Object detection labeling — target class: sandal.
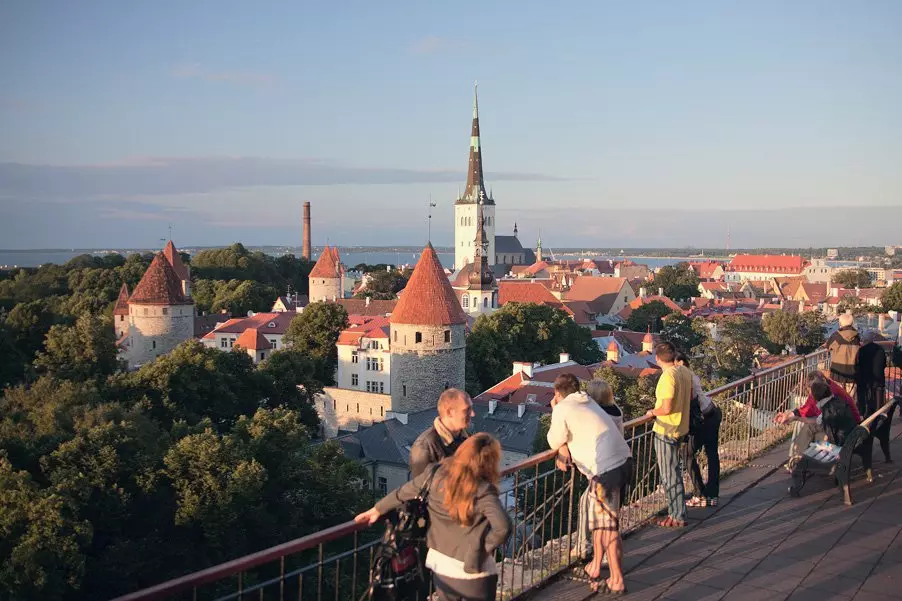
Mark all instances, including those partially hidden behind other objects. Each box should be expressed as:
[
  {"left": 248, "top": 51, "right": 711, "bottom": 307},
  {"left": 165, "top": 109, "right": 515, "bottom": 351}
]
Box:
[
  {"left": 686, "top": 496, "right": 707, "bottom": 507},
  {"left": 708, "top": 497, "right": 718, "bottom": 507},
  {"left": 656, "top": 517, "right": 688, "bottom": 528},
  {"left": 593, "top": 580, "right": 628, "bottom": 596}
]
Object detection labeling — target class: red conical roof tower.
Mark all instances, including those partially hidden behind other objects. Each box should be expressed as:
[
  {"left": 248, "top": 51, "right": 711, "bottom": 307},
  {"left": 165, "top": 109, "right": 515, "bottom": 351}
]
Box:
[
  {"left": 310, "top": 245, "right": 341, "bottom": 278},
  {"left": 129, "top": 253, "right": 193, "bottom": 305},
  {"left": 162, "top": 240, "right": 190, "bottom": 281},
  {"left": 391, "top": 244, "right": 467, "bottom": 326},
  {"left": 113, "top": 283, "right": 130, "bottom": 315}
]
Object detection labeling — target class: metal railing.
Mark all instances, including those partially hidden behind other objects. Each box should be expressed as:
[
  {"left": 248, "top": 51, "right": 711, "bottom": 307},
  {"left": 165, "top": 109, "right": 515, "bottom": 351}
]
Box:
[{"left": 115, "top": 347, "right": 900, "bottom": 601}]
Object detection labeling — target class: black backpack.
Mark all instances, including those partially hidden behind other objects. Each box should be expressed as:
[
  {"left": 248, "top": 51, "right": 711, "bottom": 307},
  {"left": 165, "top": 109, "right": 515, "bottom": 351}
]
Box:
[
  {"left": 688, "top": 396, "right": 705, "bottom": 437},
  {"left": 361, "top": 465, "right": 440, "bottom": 601}
]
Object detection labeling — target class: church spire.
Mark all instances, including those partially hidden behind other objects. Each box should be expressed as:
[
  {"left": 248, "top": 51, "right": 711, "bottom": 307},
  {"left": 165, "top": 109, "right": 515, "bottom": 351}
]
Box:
[
  {"left": 460, "top": 81, "right": 492, "bottom": 205},
  {"left": 468, "top": 198, "right": 495, "bottom": 290}
]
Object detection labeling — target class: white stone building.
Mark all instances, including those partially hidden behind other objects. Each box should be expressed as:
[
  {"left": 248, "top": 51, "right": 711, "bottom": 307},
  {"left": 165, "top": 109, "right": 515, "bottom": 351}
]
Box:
[{"left": 200, "top": 311, "right": 295, "bottom": 364}]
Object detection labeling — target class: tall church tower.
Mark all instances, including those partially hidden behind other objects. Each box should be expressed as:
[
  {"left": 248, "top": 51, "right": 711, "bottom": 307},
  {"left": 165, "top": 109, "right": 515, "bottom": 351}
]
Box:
[
  {"left": 464, "top": 199, "right": 498, "bottom": 315},
  {"left": 455, "top": 83, "right": 496, "bottom": 271}
]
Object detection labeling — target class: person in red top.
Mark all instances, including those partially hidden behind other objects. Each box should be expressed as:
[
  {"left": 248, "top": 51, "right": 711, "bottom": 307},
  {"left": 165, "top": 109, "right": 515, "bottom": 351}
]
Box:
[{"left": 775, "top": 372, "right": 862, "bottom": 470}]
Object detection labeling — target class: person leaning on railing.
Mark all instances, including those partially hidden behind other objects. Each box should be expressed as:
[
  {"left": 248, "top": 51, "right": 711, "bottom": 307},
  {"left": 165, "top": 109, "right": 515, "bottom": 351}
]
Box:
[
  {"left": 644, "top": 341, "right": 692, "bottom": 529},
  {"left": 775, "top": 371, "right": 861, "bottom": 470},
  {"left": 355, "top": 433, "right": 512, "bottom": 601},
  {"left": 675, "top": 352, "right": 722, "bottom": 508},
  {"left": 547, "top": 373, "right": 632, "bottom": 595},
  {"left": 409, "top": 388, "right": 474, "bottom": 478}
]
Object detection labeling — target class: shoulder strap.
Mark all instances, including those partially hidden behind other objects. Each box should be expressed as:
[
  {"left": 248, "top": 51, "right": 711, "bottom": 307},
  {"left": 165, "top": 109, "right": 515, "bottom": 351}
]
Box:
[{"left": 417, "top": 463, "right": 441, "bottom": 502}]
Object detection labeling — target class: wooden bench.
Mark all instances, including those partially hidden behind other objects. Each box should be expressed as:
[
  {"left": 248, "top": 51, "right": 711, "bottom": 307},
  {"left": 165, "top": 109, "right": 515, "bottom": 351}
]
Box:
[{"left": 790, "top": 396, "right": 899, "bottom": 505}]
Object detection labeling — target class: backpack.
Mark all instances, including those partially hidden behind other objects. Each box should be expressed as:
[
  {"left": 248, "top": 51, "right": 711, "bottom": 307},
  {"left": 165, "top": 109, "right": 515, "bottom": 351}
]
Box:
[{"left": 361, "top": 465, "right": 440, "bottom": 601}]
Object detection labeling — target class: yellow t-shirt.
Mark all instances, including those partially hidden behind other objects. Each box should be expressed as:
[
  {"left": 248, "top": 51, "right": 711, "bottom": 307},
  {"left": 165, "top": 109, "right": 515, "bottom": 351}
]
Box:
[{"left": 653, "top": 365, "right": 692, "bottom": 439}]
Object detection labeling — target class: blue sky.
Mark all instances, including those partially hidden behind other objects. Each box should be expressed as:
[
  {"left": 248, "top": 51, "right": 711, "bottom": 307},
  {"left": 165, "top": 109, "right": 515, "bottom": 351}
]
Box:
[{"left": 1, "top": 1, "right": 900, "bottom": 249}]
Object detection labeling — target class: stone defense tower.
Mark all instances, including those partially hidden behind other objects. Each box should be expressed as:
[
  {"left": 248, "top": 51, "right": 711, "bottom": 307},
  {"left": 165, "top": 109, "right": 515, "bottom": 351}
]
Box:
[
  {"left": 391, "top": 243, "right": 467, "bottom": 413},
  {"left": 455, "top": 83, "right": 496, "bottom": 271},
  {"left": 308, "top": 245, "right": 343, "bottom": 302},
  {"left": 302, "top": 201, "right": 312, "bottom": 260},
  {"left": 124, "top": 243, "right": 194, "bottom": 368}
]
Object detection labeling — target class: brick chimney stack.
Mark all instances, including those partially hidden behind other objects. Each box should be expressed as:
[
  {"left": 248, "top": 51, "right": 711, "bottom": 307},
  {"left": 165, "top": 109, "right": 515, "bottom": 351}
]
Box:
[{"left": 302, "top": 202, "right": 312, "bottom": 260}]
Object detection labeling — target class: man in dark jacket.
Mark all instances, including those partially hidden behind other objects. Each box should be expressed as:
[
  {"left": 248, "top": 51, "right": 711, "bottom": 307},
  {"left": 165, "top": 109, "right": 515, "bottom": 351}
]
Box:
[
  {"left": 826, "top": 313, "right": 860, "bottom": 389},
  {"left": 409, "top": 388, "right": 474, "bottom": 477},
  {"left": 857, "top": 330, "right": 886, "bottom": 418}
]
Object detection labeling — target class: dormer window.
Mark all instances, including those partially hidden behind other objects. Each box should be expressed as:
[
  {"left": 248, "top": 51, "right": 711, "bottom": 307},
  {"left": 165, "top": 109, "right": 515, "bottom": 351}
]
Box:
[{"left": 268, "top": 322, "right": 276, "bottom": 328}]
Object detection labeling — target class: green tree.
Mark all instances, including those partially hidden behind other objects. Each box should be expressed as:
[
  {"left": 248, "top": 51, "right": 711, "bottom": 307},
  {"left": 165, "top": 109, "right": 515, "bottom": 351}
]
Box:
[
  {"left": 763, "top": 310, "right": 827, "bottom": 354},
  {"left": 651, "top": 263, "right": 700, "bottom": 301},
  {"left": 34, "top": 314, "right": 119, "bottom": 383},
  {"left": 354, "top": 269, "right": 410, "bottom": 300},
  {"left": 831, "top": 269, "right": 872, "bottom": 289},
  {"left": 836, "top": 296, "right": 870, "bottom": 317},
  {"left": 589, "top": 365, "right": 659, "bottom": 419},
  {"left": 696, "top": 316, "right": 764, "bottom": 381},
  {"left": 258, "top": 349, "right": 323, "bottom": 430},
  {"left": 660, "top": 313, "right": 706, "bottom": 353},
  {"left": 0, "top": 457, "right": 91, "bottom": 600},
  {"left": 283, "top": 302, "right": 349, "bottom": 385},
  {"left": 881, "top": 282, "right": 902, "bottom": 313},
  {"left": 625, "top": 300, "right": 677, "bottom": 333},
  {"left": 465, "top": 303, "right": 603, "bottom": 395},
  {"left": 112, "top": 339, "right": 267, "bottom": 428}
]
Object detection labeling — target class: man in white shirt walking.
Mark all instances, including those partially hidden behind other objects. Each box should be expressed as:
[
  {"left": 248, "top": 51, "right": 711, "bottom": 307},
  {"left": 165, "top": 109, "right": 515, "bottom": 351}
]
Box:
[{"left": 547, "top": 373, "right": 633, "bottom": 595}]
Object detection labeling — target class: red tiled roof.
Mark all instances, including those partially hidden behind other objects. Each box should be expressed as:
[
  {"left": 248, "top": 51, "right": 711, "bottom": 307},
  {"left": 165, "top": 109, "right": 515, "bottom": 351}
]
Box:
[
  {"left": 524, "top": 261, "right": 550, "bottom": 276},
  {"left": 337, "top": 315, "right": 392, "bottom": 343},
  {"left": 129, "top": 253, "right": 193, "bottom": 306},
  {"left": 798, "top": 282, "right": 827, "bottom": 303},
  {"left": 235, "top": 327, "right": 271, "bottom": 351},
  {"left": 114, "top": 283, "right": 130, "bottom": 315},
  {"left": 310, "top": 245, "right": 341, "bottom": 278},
  {"left": 728, "top": 255, "right": 806, "bottom": 273},
  {"left": 565, "top": 276, "right": 629, "bottom": 315},
  {"left": 163, "top": 240, "right": 190, "bottom": 281},
  {"left": 203, "top": 312, "right": 295, "bottom": 337},
  {"left": 390, "top": 244, "right": 467, "bottom": 326},
  {"left": 499, "top": 280, "right": 564, "bottom": 308},
  {"left": 561, "top": 300, "right": 595, "bottom": 325},
  {"left": 335, "top": 298, "right": 398, "bottom": 318}
]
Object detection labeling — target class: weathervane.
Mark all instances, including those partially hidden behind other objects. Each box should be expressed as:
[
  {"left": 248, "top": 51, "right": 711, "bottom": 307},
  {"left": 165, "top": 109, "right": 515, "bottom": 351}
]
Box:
[{"left": 427, "top": 195, "right": 437, "bottom": 243}]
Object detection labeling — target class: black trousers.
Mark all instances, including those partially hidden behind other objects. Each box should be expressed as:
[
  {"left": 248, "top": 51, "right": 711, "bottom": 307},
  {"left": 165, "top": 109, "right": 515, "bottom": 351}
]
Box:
[
  {"left": 433, "top": 573, "right": 498, "bottom": 601},
  {"left": 685, "top": 406, "right": 722, "bottom": 499}
]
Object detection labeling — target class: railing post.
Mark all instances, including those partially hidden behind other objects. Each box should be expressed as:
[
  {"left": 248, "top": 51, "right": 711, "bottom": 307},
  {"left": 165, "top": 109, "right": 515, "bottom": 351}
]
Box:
[{"left": 565, "top": 465, "right": 576, "bottom": 567}]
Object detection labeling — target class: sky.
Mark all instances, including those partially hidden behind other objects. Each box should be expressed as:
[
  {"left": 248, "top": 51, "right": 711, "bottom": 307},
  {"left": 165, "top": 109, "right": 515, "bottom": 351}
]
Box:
[{"left": 1, "top": 0, "right": 901, "bottom": 250}]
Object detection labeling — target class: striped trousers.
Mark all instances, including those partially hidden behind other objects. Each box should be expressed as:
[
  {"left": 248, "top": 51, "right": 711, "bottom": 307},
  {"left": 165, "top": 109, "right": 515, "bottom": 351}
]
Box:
[{"left": 654, "top": 434, "right": 686, "bottom": 522}]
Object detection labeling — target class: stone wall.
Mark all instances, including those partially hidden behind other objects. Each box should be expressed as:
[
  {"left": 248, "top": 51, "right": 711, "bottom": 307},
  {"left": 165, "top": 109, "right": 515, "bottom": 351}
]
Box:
[
  {"left": 309, "top": 277, "right": 342, "bottom": 303},
  {"left": 390, "top": 323, "right": 465, "bottom": 413},
  {"left": 316, "top": 387, "right": 394, "bottom": 438},
  {"left": 126, "top": 303, "right": 194, "bottom": 367}
]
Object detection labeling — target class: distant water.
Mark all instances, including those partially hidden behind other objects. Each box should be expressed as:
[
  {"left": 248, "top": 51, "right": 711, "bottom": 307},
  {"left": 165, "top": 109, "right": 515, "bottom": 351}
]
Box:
[{"left": 0, "top": 249, "right": 862, "bottom": 271}]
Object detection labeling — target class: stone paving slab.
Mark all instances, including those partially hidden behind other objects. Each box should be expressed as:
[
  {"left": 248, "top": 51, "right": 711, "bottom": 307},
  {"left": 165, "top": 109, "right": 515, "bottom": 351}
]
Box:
[{"left": 524, "top": 420, "right": 902, "bottom": 601}]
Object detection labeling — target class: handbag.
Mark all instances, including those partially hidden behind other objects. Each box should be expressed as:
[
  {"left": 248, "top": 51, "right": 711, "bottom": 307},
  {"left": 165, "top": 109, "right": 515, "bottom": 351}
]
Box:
[{"left": 361, "top": 464, "right": 440, "bottom": 601}]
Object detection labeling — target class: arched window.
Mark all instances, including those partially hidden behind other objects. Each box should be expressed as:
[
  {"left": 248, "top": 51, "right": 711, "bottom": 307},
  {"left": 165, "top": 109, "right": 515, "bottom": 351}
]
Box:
[
  {"left": 462, "top": 295, "right": 469, "bottom": 308},
  {"left": 473, "top": 296, "right": 478, "bottom": 307},
  {"left": 483, "top": 297, "right": 488, "bottom": 308}
]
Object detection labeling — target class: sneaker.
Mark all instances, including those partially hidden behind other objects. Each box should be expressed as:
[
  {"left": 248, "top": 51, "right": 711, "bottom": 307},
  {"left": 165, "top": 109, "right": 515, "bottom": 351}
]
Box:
[
  {"left": 686, "top": 496, "right": 707, "bottom": 507},
  {"left": 788, "top": 485, "right": 800, "bottom": 498},
  {"left": 708, "top": 497, "right": 718, "bottom": 507}
]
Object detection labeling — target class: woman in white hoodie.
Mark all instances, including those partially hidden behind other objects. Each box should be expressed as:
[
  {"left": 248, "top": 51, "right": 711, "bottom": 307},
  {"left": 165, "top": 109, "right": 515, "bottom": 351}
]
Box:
[{"left": 547, "top": 373, "right": 632, "bottom": 595}]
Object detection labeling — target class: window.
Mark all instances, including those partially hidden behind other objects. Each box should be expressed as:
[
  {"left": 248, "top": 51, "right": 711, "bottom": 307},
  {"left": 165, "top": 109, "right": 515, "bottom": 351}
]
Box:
[
  {"left": 270, "top": 340, "right": 277, "bottom": 349},
  {"left": 229, "top": 338, "right": 236, "bottom": 348},
  {"left": 444, "top": 330, "right": 451, "bottom": 343},
  {"left": 119, "top": 315, "right": 124, "bottom": 322},
  {"left": 260, "top": 352, "right": 266, "bottom": 360},
  {"left": 379, "top": 382, "right": 384, "bottom": 394},
  {"left": 152, "top": 341, "right": 156, "bottom": 349},
  {"left": 370, "top": 407, "right": 372, "bottom": 415},
  {"left": 463, "top": 295, "right": 469, "bottom": 308},
  {"left": 352, "top": 374, "right": 358, "bottom": 386},
  {"left": 473, "top": 296, "right": 478, "bottom": 307},
  {"left": 415, "top": 332, "right": 422, "bottom": 343},
  {"left": 143, "top": 308, "right": 148, "bottom": 316},
  {"left": 221, "top": 338, "right": 228, "bottom": 348},
  {"left": 267, "top": 322, "right": 275, "bottom": 328},
  {"left": 483, "top": 297, "right": 488, "bottom": 308},
  {"left": 356, "top": 403, "right": 360, "bottom": 413},
  {"left": 380, "top": 407, "right": 384, "bottom": 416},
  {"left": 377, "top": 477, "right": 388, "bottom": 496},
  {"left": 162, "top": 308, "right": 168, "bottom": 315},
  {"left": 403, "top": 385, "right": 407, "bottom": 397},
  {"left": 394, "top": 331, "right": 397, "bottom": 342},
  {"left": 352, "top": 351, "right": 359, "bottom": 364}
]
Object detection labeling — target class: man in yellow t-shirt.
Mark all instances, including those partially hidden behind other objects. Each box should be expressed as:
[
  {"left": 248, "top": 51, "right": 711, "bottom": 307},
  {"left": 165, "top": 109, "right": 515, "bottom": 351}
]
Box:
[{"left": 645, "top": 341, "right": 692, "bottom": 527}]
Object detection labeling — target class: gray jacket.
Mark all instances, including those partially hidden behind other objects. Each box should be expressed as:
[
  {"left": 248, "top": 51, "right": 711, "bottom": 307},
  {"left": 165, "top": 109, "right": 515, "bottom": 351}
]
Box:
[
  {"left": 409, "top": 425, "right": 467, "bottom": 478},
  {"left": 375, "top": 464, "right": 512, "bottom": 574}
]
